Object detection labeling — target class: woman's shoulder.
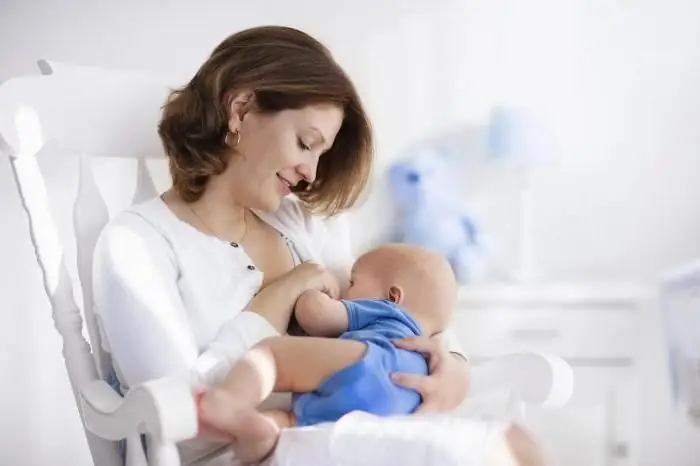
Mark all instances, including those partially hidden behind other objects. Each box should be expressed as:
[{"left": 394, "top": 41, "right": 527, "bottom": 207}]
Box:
[{"left": 96, "top": 197, "right": 173, "bottom": 255}]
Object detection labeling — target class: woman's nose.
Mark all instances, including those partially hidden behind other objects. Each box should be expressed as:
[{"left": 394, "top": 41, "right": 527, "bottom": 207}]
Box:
[{"left": 297, "top": 162, "right": 317, "bottom": 184}]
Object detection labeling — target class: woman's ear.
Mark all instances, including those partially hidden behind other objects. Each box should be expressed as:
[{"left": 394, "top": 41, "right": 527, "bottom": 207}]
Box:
[
  {"left": 388, "top": 285, "right": 404, "bottom": 305},
  {"left": 228, "top": 91, "right": 256, "bottom": 133}
]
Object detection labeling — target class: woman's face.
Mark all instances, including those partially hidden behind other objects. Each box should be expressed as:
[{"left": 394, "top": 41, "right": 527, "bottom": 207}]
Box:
[{"left": 224, "top": 95, "right": 344, "bottom": 212}]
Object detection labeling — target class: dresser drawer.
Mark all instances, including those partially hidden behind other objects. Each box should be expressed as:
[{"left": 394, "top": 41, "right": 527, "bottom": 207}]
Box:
[{"left": 451, "top": 306, "right": 637, "bottom": 362}]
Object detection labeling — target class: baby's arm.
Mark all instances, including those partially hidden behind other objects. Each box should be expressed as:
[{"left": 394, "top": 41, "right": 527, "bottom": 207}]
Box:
[{"left": 294, "top": 290, "right": 349, "bottom": 337}]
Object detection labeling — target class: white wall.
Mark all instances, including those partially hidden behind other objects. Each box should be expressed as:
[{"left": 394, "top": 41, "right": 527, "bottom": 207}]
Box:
[
  {"left": 1, "top": 0, "right": 699, "bottom": 465},
  {"left": 349, "top": 0, "right": 700, "bottom": 284}
]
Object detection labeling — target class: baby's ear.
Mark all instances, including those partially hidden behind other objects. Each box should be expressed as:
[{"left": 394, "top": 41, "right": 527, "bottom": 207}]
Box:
[{"left": 388, "top": 285, "right": 404, "bottom": 304}]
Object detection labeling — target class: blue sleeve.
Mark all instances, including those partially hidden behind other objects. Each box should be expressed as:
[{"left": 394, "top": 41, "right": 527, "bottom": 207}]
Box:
[{"left": 342, "top": 300, "right": 397, "bottom": 331}]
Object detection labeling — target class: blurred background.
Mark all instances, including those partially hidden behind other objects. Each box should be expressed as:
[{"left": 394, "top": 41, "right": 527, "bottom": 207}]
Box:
[{"left": 1, "top": 0, "right": 699, "bottom": 464}]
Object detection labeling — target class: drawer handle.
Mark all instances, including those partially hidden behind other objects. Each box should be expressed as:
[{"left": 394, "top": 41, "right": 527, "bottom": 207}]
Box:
[{"left": 510, "top": 329, "right": 560, "bottom": 341}]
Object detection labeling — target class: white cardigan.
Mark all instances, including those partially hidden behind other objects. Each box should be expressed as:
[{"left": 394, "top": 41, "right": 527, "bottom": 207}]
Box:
[{"left": 92, "top": 196, "right": 464, "bottom": 391}]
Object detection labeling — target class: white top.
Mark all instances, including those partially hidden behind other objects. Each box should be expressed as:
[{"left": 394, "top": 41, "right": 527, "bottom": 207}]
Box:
[{"left": 93, "top": 196, "right": 464, "bottom": 391}]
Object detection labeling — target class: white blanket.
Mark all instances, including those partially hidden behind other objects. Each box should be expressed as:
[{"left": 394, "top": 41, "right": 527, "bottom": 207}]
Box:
[{"left": 263, "top": 411, "right": 512, "bottom": 466}]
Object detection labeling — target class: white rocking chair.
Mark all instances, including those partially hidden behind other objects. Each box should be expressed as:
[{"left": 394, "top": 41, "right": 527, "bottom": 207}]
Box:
[{"left": 0, "top": 60, "right": 574, "bottom": 466}]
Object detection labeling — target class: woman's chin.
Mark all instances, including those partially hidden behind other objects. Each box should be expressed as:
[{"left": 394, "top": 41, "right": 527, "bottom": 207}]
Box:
[
  {"left": 250, "top": 189, "right": 295, "bottom": 213},
  {"left": 253, "top": 195, "right": 283, "bottom": 213}
]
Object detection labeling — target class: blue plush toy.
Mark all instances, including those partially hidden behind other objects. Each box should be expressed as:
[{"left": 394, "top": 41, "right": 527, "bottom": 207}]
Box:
[{"left": 388, "top": 146, "right": 482, "bottom": 284}]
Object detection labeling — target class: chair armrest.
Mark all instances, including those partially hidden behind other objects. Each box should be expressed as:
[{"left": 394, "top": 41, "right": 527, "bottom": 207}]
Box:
[
  {"left": 80, "top": 377, "right": 198, "bottom": 444},
  {"left": 468, "top": 352, "right": 574, "bottom": 408}
]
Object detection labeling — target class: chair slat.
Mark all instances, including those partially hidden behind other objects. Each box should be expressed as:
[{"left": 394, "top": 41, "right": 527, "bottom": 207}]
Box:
[
  {"left": 133, "top": 158, "right": 159, "bottom": 204},
  {"left": 74, "top": 153, "right": 112, "bottom": 377},
  {"left": 10, "top": 152, "right": 120, "bottom": 464}
]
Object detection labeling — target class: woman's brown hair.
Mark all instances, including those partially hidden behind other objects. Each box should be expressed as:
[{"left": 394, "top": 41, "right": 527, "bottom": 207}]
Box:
[{"left": 158, "top": 26, "right": 373, "bottom": 215}]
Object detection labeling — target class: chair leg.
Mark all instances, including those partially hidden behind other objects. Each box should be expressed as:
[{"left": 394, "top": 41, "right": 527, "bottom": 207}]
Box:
[
  {"left": 149, "top": 443, "right": 181, "bottom": 466},
  {"left": 126, "top": 434, "right": 148, "bottom": 466}
]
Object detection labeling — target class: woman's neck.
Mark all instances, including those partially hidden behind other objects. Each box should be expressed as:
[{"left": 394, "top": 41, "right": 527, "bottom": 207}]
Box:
[{"left": 185, "top": 175, "right": 247, "bottom": 239}]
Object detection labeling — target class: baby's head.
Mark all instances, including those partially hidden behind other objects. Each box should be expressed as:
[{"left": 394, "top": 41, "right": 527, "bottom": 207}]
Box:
[{"left": 343, "top": 243, "right": 457, "bottom": 335}]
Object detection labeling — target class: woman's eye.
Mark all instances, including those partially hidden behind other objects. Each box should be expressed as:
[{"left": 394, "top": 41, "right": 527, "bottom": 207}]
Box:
[{"left": 297, "top": 138, "right": 311, "bottom": 151}]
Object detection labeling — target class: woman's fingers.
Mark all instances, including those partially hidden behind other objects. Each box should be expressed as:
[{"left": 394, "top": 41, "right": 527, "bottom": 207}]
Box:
[
  {"left": 393, "top": 336, "right": 434, "bottom": 352},
  {"left": 295, "top": 261, "right": 340, "bottom": 298},
  {"left": 413, "top": 401, "right": 439, "bottom": 414},
  {"left": 390, "top": 372, "right": 440, "bottom": 414},
  {"left": 393, "top": 336, "right": 446, "bottom": 374},
  {"left": 324, "top": 272, "right": 340, "bottom": 299},
  {"left": 390, "top": 372, "right": 437, "bottom": 396},
  {"left": 393, "top": 336, "right": 441, "bottom": 361}
]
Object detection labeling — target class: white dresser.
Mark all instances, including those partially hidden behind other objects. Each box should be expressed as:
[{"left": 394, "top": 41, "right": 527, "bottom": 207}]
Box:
[{"left": 452, "top": 283, "right": 651, "bottom": 466}]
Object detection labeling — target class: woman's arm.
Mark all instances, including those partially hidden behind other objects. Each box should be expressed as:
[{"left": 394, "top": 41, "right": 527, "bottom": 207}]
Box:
[{"left": 93, "top": 214, "right": 278, "bottom": 388}]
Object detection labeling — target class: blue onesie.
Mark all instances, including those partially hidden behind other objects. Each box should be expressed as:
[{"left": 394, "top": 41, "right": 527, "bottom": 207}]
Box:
[{"left": 291, "top": 299, "right": 428, "bottom": 427}]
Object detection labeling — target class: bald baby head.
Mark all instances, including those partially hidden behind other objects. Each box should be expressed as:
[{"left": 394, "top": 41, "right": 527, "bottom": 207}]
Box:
[{"left": 344, "top": 244, "right": 457, "bottom": 335}]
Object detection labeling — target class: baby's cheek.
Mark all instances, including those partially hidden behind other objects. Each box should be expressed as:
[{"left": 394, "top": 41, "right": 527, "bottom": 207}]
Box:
[
  {"left": 345, "top": 284, "right": 373, "bottom": 300},
  {"left": 342, "top": 286, "right": 357, "bottom": 300}
]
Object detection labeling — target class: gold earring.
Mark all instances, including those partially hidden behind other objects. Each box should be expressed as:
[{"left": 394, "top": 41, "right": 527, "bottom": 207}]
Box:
[{"left": 225, "top": 130, "right": 241, "bottom": 147}]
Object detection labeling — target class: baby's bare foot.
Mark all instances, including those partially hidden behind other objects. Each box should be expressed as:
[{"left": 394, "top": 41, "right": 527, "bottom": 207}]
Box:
[
  {"left": 228, "top": 409, "right": 280, "bottom": 463},
  {"left": 198, "top": 389, "right": 280, "bottom": 463}
]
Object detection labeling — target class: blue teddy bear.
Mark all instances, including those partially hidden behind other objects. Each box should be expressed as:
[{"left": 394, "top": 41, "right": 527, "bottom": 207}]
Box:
[{"left": 388, "top": 146, "right": 482, "bottom": 284}]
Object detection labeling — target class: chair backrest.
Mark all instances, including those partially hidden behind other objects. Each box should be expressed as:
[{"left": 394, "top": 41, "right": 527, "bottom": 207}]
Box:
[
  {"left": 1, "top": 59, "right": 177, "bottom": 373},
  {"left": 0, "top": 60, "right": 181, "bottom": 464}
]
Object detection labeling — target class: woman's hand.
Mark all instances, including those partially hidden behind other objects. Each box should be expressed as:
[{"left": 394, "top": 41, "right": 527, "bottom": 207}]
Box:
[
  {"left": 289, "top": 261, "right": 340, "bottom": 299},
  {"left": 391, "top": 335, "right": 470, "bottom": 413},
  {"left": 247, "top": 262, "right": 339, "bottom": 333}
]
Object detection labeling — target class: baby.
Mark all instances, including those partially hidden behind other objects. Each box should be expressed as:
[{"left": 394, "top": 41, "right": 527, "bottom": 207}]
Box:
[
  {"left": 197, "top": 244, "right": 546, "bottom": 465},
  {"left": 197, "top": 243, "right": 457, "bottom": 460}
]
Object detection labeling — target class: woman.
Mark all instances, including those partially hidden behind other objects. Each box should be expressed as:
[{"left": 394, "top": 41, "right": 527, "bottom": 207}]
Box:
[{"left": 93, "top": 25, "right": 469, "bottom": 464}]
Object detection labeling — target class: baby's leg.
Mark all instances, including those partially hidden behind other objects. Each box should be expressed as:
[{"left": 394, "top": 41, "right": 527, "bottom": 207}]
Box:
[
  {"left": 207, "top": 336, "right": 366, "bottom": 406},
  {"left": 199, "top": 336, "right": 365, "bottom": 462}
]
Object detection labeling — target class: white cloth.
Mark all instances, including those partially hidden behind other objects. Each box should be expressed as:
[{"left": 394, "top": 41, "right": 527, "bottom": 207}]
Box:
[{"left": 265, "top": 412, "right": 513, "bottom": 466}]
